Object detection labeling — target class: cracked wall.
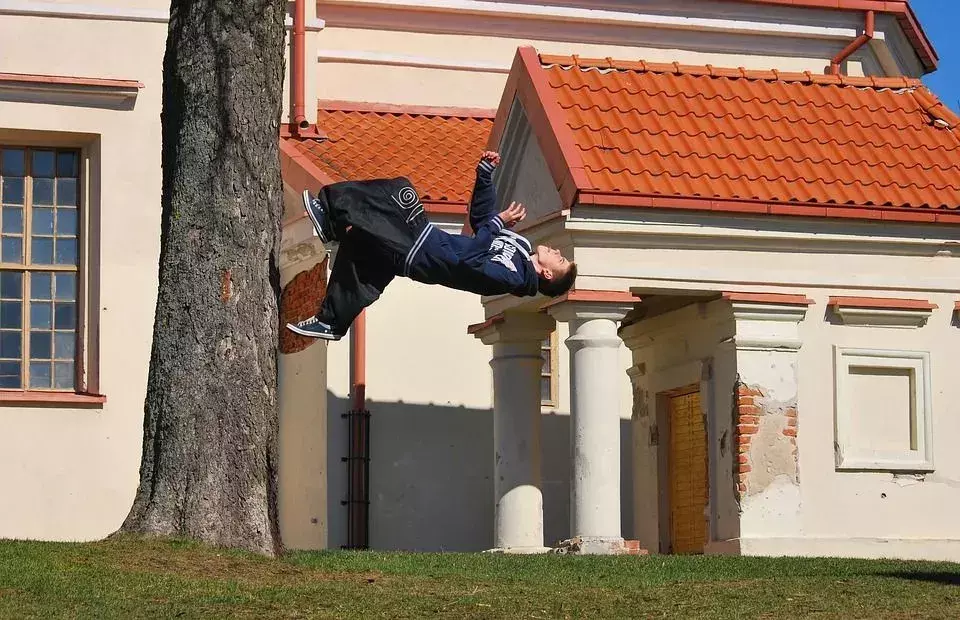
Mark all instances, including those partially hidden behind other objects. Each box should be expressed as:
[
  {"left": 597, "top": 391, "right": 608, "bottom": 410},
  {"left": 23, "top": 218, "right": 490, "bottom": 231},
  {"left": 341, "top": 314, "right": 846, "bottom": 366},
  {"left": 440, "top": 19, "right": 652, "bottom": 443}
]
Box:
[{"left": 736, "top": 383, "right": 798, "bottom": 498}]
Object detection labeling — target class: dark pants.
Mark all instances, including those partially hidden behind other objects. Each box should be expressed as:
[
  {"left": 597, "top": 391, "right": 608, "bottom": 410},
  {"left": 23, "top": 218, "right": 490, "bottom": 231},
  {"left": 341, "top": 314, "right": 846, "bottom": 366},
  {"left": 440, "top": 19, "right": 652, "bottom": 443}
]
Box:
[{"left": 315, "top": 177, "right": 429, "bottom": 334}]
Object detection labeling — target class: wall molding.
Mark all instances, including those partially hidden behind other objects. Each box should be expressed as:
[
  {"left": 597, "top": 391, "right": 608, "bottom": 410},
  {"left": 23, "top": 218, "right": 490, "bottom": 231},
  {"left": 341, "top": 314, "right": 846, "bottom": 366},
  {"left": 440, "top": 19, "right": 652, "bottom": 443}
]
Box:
[
  {"left": 318, "top": 49, "right": 510, "bottom": 74},
  {"left": 0, "top": 0, "right": 325, "bottom": 29}
]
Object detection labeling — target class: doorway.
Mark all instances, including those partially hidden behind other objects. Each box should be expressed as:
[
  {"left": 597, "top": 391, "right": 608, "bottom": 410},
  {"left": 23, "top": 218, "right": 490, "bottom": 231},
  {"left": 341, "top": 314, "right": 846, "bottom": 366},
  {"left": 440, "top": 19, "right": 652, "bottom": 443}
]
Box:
[{"left": 664, "top": 387, "right": 707, "bottom": 554}]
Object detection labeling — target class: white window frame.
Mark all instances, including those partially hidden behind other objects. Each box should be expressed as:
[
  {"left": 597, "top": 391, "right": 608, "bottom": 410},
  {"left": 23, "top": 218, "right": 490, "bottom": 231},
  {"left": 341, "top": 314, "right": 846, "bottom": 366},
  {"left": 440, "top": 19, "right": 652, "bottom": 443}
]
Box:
[{"left": 833, "top": 346, "right": 933, "bottom": 472}]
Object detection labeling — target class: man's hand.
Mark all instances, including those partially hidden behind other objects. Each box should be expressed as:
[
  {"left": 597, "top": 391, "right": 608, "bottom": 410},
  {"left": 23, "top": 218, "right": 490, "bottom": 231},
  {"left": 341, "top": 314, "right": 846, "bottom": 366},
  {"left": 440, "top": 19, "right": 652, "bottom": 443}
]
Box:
[
  {"left": 498, "top": 201, "right": 526, "bottom": 228},
  {"left": 480, "top": 151, "right": 501, "bottom": 168}
]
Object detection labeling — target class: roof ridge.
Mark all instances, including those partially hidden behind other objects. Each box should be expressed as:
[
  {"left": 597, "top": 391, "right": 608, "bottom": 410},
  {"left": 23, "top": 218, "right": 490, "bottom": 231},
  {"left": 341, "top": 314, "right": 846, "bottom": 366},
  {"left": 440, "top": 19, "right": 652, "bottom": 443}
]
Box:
[
  {"left": 539, "top": 54, "right": 924, "bottom": 90},
  {"left": 317, "top": 99, "right": 497, "bottom": 119}
]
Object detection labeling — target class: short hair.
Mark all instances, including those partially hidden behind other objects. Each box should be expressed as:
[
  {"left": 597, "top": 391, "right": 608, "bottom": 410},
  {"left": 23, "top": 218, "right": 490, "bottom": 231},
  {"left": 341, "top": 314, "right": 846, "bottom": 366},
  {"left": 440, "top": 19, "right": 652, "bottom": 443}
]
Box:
[{"left": 538, "top": 262, "right": 577, "bottom": 298}]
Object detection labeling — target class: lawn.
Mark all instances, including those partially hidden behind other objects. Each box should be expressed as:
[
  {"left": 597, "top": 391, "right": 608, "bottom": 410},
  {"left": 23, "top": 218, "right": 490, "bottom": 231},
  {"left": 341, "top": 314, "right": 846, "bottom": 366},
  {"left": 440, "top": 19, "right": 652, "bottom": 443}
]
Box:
[{"left": 0, "top": 537, "right": 958, "bottom": 619}]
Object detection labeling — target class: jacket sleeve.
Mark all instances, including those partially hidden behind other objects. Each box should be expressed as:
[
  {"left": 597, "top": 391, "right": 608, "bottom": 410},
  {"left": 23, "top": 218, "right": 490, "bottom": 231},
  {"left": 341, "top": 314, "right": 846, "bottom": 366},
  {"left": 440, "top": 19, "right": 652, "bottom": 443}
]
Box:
[{"left": 467, "top": 159, "right": 498, "bottom": 234}]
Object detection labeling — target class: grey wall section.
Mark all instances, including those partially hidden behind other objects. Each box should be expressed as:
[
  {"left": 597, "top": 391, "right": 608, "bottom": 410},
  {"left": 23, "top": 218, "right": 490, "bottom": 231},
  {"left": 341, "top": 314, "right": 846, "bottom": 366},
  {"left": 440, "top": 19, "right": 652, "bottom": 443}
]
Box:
[{"left": 327, "top": 394, "right": 633, "bottom": 551}]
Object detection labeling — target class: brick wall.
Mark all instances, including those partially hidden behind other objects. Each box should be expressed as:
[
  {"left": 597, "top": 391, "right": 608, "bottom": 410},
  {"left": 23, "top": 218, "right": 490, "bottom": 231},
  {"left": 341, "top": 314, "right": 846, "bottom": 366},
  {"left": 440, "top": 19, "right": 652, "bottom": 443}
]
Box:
[
  {"left": 736, "top": 383, "right": 798, "bottom": 499},
  {"left": 279, "top": 258, "right": 328, "bottom": 355}
]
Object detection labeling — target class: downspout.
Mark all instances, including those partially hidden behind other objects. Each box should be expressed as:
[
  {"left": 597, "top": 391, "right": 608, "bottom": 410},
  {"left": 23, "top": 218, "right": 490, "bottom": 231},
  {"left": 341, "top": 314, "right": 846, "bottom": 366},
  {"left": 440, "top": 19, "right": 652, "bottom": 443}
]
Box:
[
  {"left": 829, "top": 10, "right": 875, "bottom": 75},
  {"left": 291, "top": 0, "right": 309, "bottom": 132}
]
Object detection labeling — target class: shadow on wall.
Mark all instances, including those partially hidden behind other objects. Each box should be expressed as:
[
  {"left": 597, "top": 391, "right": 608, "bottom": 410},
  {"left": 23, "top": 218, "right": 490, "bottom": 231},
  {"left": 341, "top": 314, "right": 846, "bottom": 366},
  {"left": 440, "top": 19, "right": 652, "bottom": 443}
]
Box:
[{"left": 327, "top": 392, "right": 634, "bottom": 552}]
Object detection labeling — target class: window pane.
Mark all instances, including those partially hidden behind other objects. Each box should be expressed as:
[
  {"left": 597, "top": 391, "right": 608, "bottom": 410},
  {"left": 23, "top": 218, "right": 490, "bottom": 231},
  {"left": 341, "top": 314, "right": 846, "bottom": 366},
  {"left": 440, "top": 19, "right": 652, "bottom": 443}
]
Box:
[
  {"left": 30, "top": 332, "right": 51, "bottom": 359},
  {"left": 30, "top": 361, "right": 51, "bottom": 389},
  {"left": 540, "top": 377, "right": 551, "bottom": 402},
  {"left": 0, "top": 300, "right": 21, "bottom": 329},
  {"left": 3, "top": 207, "right": 22, "bottom": 234},
  {"left": 54, "top": 332, "right": 74, "bottom": 359},
  {"left": 57, "top": 152, "right": 78, "bottom": 178},
  {"left": 54, "top": 273, "right": 76, "bottom": 301},
  {"left": 54, "top": 361, "right": 74, "bottom": 389},
  {"left": 31, "top": 238, "right": 53, "bottom": 265},
  {"left": 0, "top": 361, "right": 21, "bottom": 388},
  {"left": 56, "top": 208, "right": 78, "bottom": 236},
  {"left": 30, "top": 302, "right": 51, "bottom": 329},
  {"left": 56, "top": 179, "right": 77, "bottom": 206},
  {"left": 33, "top": 178, "right": 54, "bottom": 205},
  {"left": 32, "top": 208, "right": 54, "bottom": 235},
  {"left": 0, "top": 272, "right": 21, "bottom": 299},
  {"left": 54, "top": 302, "right": 75, "bottom": 330},
  {"left": 32, "top": 151, "right": 55, "bottom": 177},
  {"left": 1, "top": 149, "right": 25, "bottom": 176},
  {"left": 2, "top": 178, "right": 24, "bottom": 205},
  {"left": 31, "top": 273, "right": 51, "bottom": 300},
  {"left": 2, "top": 237, "right": 22, "bottom": 263},
  {"left": 55, "top": 238, "right": 78, "bottom": 265},
  {"left": 542, "top": 354, "right": 550, "bottom": 374},
  {"left": 0, "top": 331, "right": 21, "bottom": 358}
]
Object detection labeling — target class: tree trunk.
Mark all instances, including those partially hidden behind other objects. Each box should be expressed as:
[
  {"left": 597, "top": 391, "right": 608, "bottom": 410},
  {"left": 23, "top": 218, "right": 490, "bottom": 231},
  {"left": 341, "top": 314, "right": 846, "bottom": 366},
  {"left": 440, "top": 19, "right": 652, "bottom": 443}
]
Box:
[{"left": 121, "top": 0, "right": 286, "bottom": 556}]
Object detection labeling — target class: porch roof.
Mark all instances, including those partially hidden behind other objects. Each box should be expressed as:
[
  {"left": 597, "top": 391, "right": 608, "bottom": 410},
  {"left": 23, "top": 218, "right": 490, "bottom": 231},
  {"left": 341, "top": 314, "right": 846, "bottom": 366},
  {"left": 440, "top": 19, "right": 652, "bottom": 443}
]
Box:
[
  {"left": 285, "top": 101, "right": 494, "bottom": 215},
  {"left": 492, "top": 47, "right": 960, "bottom": 225}
]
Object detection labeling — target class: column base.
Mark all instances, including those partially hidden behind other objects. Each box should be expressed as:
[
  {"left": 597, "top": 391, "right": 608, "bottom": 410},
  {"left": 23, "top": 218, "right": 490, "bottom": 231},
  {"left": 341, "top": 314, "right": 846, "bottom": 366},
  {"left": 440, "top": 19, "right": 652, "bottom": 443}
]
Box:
[
  {"left": 552, "top": 536, "right": 648, "bottom": 555},
  {"left": 482, "top": 546, "right": 554, "bottom": 555}
]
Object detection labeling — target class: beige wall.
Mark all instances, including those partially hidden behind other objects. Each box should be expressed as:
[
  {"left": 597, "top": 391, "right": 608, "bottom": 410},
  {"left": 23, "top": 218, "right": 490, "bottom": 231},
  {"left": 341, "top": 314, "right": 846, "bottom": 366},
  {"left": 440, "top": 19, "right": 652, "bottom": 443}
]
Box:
[{"left": 0, "top": 15, "right": 165, "bottom": 540}]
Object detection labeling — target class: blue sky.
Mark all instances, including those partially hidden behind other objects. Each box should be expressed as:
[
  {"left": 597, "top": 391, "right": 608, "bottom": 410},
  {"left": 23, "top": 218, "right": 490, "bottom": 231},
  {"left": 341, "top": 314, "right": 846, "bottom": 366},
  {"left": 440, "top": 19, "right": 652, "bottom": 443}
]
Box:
[{"left": 913, "top": 0, "right": 958, "bottom": 111}]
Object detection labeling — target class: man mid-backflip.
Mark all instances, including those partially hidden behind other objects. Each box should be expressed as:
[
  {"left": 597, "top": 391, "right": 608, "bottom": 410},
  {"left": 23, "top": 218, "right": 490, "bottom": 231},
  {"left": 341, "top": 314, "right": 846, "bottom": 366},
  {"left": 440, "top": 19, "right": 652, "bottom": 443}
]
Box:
[{"left": 286, "top": 151, "right": 577, "bottom": 340}]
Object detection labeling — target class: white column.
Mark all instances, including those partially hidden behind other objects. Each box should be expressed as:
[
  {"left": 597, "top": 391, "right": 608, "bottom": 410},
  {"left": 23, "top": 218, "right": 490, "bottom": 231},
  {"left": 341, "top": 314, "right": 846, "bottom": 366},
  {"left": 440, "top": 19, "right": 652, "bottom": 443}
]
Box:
[
  {"left": 474, "top": 312, "right": 555, "bottom": 552},
  {"left": 549, "top": 300, "right": 633, "bottom": 554}
]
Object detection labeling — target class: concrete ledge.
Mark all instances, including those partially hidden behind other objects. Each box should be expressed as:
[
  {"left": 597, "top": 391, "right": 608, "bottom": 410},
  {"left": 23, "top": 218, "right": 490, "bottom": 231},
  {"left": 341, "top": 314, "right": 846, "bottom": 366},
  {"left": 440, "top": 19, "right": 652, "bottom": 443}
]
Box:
[
  {"left": 732, "top": 536, "right": 960, "bottom": 563},
  {"left": 552, "top": 536, "right": 649, "bottom": 556},
  {"left": 483, "top": 546, "right": 553, "bottom": 555}
]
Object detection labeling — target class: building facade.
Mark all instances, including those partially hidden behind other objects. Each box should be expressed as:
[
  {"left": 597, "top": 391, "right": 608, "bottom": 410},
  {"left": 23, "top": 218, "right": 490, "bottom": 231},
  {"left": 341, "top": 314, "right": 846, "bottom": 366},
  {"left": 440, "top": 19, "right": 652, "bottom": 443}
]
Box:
[{"left": 3, "top": 0, "right": 959, "bottom": 561}]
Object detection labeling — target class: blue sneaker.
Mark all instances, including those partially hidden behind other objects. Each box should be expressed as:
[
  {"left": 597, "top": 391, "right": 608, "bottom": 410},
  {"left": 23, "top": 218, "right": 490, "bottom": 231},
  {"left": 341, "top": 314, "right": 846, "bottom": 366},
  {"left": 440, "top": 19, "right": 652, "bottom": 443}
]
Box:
[
  {"left": 302, "top": 189, "right": 337, "bottom": 243},
  {"left": 285, "top": 315, "right": 343, "bottom": 341}
]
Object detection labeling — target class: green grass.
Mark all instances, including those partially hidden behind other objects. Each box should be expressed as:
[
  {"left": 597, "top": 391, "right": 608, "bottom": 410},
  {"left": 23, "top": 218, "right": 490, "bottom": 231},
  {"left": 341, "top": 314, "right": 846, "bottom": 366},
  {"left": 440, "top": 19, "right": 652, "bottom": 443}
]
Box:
[{"left": 0, "top": 536, "right": 957, "bottom": 619}]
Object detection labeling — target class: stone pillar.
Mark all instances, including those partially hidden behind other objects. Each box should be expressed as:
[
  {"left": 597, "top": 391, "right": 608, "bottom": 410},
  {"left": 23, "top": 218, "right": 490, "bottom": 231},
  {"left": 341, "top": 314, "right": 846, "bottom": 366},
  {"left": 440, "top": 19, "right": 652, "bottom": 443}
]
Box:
[
  {"left": 548, "top": 297, "right": 634, "bottom": 554},
  {"left": 718, "top": 293, "right": 810, "bottom": 553},
  {"left": 473, "top": 312, "right": 555, "bottom": 552}
]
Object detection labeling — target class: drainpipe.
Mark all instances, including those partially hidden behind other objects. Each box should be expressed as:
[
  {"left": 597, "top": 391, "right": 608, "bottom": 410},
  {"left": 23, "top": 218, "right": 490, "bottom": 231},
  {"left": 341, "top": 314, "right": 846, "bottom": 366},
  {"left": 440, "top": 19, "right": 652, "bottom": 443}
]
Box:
[
  {"left": 292, "top": 0, "right": 309, "bottom": 132},
  {"left": 342, "top": 311, "right": 369, "bottom": 549},
  {"left": 830, "top": 10, "right": 875, "bottom": 75}
]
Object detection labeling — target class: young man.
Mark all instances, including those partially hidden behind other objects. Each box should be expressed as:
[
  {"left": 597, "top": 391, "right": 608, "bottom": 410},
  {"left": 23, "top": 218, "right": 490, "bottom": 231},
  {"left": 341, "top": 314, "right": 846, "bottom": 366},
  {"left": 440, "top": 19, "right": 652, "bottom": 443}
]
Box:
[{"left": 286, "top": 151, "right": 577, "bottom": 340}]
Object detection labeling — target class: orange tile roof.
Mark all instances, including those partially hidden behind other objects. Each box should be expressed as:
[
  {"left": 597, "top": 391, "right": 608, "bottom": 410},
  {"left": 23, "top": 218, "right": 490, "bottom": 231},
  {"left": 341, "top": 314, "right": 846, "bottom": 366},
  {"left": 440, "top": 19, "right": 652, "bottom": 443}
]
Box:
[
  {"left": 492, "top": 48, "right": 960, "bottom": 224},
  {"left": 289, "top": 101, "right": 495, "bottom": 213}
]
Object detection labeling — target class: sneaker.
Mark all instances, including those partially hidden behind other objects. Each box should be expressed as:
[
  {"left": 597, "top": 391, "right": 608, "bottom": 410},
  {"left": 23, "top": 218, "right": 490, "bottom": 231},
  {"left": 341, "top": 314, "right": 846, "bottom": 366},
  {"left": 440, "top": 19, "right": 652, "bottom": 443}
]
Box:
[
  {"left": 302, "top": 189, "right": 337, "bottom": 243},
  {"left": 285, "top": 315, "right": 343, "bottom": 341}
]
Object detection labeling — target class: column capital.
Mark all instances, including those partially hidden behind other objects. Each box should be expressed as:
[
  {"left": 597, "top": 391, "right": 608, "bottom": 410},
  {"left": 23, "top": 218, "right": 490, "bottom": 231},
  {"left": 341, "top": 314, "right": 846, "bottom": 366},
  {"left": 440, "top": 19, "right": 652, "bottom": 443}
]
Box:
[
  {"left": 468, "top": 311, "right": 555, "bottom": 346},
  {"left": 723, "top": 292, "right": 813, "bottom": 351},
  {"left": 543, "top": 290, "right": 639, "bottom": 323}
]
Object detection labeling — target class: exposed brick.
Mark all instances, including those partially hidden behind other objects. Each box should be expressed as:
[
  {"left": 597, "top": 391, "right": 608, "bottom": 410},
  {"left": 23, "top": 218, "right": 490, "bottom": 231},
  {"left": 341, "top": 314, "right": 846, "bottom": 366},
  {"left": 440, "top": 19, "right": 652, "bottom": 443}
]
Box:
[
  {"left": 737, "top": 424, "right": 759, "bottom": 435},
  {"left": 786, "top": 416, "right": 798, "bottom": 427},
  {"left": 738, "top": 396, "right": 755, "bottom": 406},
  {"left": 739, "top": 415, "right": 759, "bottom": 425},
  {"left": 279, "top": 258, "right": 329, "bottom": 355},
  {"left": 739, "top": 463, "right": 752, "bottom": 474},
  {"left": 782, "top": 427, "right": 797, "bottom": 437},
  {"left": 739, "top": 405, "right": 761, "bottom": 416}
]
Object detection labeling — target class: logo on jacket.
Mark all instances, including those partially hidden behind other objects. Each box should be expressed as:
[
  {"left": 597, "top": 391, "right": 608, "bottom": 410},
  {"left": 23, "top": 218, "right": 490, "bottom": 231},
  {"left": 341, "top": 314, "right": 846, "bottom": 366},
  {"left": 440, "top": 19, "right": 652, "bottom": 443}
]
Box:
[
  {"left": 489, "top": 238, "right": 518, "bottom": 272},
  {"left": 393, "top": 186, "right": 424, "bottom": 223}
]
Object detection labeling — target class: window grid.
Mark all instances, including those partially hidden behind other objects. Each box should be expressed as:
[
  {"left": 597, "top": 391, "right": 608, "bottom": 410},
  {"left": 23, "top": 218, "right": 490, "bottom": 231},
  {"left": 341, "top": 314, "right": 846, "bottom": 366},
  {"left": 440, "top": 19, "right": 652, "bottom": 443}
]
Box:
[
  {"left": 540, "top": 330, "right": 558, "bottom": 408},
  {"left": 0, "top": 146, "right": 80, "bottom": 392}
]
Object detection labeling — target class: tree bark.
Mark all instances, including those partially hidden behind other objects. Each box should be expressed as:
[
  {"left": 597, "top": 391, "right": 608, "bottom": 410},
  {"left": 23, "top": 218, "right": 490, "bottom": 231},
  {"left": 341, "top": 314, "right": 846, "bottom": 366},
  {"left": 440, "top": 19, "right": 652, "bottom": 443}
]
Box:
[{"left": 121, "top": 0, "right": 286, "bottom": 556}]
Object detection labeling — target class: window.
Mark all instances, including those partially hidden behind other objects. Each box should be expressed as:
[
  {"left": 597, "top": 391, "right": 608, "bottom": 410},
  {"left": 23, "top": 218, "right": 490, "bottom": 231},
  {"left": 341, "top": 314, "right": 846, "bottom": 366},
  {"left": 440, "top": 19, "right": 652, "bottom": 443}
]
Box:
[
  {"left": 540, "top": 331, "right": 558, "bottom": 408},
  {"left": 834, "top": 347, "right": 933, "bottom": 472},
  {"left": 0, "top": 147, "right": 81, "bottom": 392}
]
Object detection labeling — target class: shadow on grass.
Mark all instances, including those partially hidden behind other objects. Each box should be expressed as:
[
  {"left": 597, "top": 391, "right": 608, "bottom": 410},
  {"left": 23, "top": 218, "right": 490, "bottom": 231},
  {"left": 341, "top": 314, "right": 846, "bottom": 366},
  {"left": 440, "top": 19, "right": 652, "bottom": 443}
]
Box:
[{"left": 883, "top": 571, "right": 960, "bottom": 586}]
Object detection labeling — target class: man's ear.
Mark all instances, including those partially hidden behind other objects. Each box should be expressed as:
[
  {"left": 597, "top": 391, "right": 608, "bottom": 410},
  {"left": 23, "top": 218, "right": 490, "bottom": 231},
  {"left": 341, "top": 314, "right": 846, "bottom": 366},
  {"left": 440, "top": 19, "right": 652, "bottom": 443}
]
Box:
[{"left": 541, "top": 268, "right": 554, "bottom": 281}]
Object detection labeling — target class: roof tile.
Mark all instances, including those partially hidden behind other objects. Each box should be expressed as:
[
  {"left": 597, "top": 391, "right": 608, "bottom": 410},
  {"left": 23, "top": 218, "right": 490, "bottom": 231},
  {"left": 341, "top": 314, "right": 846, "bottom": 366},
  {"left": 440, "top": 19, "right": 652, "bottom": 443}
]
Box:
[
  {"left": 289, "top": 102, "right": 494, "bottom": 209},
  {"left": 537, "top": 55, "right": 960, "bottom": 212}
]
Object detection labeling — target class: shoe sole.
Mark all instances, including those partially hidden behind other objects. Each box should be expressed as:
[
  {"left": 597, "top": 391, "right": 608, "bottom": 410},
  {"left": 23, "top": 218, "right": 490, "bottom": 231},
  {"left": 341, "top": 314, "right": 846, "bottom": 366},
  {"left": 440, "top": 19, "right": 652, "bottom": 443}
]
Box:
[
  {"left": 285, "top": 322, "right": 342, "bottom": 341},
  {"left": 302, "top": 189, "right": 330, "bottom": 244}
]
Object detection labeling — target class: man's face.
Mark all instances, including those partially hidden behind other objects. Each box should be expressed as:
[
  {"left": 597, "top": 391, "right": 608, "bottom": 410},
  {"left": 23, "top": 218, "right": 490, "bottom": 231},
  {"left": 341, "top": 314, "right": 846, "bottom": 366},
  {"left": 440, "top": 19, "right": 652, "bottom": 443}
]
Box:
[{"left": 535, "top": 245, "right": 571, "bottom": 279}]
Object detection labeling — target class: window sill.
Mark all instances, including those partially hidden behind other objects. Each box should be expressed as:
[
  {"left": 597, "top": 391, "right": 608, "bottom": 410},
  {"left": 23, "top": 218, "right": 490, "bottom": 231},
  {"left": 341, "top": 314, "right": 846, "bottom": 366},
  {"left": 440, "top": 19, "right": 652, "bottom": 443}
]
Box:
[{"left": 0, "top": 391, "right": 106, "bottom": 406}]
